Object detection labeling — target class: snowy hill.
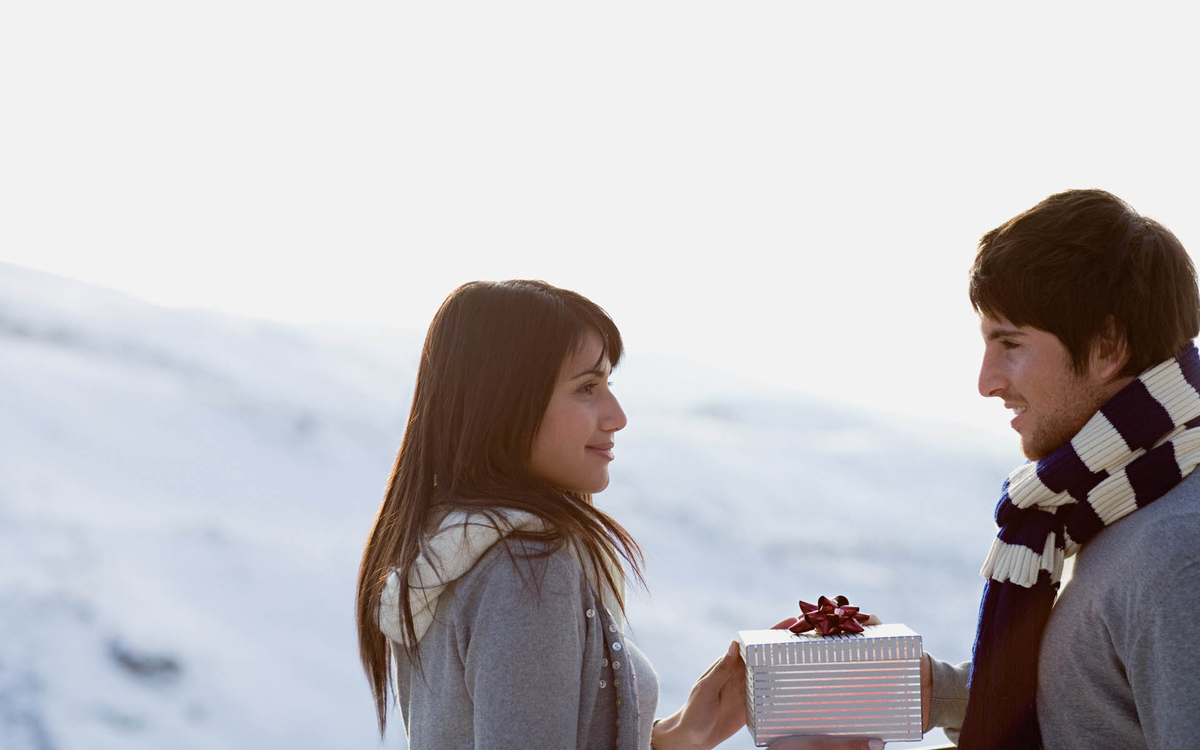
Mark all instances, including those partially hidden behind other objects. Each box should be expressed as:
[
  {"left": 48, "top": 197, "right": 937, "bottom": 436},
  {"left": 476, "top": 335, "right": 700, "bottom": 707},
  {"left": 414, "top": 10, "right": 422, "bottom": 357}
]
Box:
[{"left": 0, "top": 262, "right": 1018, "bottom": 748}]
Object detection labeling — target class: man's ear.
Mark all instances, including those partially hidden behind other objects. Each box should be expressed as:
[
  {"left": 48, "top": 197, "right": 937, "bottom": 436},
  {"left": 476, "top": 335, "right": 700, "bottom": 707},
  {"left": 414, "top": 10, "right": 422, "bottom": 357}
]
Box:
[{"left": 1091, "top": 316, "right": 1130, "bottom": 381}]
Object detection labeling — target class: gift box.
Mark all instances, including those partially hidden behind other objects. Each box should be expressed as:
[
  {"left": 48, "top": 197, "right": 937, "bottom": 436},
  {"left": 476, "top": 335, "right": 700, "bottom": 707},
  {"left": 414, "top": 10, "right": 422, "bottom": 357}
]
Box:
[{"left": 738, "top": 623, "right": 923, "bottom": 745}]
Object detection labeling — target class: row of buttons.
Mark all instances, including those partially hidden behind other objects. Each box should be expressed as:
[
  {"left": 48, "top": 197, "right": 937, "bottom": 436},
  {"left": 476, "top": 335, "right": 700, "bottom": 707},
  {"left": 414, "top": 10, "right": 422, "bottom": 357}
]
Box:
[
  {"left": 585, "top": 609, "right": 620, "bottom": 635},
  {"left": 589, "top": 606, "right": 626, "bottom": 746}
]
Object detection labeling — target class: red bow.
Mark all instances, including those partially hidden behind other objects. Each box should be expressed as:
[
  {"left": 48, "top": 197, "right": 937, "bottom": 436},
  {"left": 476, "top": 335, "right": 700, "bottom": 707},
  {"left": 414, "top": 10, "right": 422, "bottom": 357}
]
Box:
[{"left": 789, "top": 595, "right": 871, "bottom": 636}]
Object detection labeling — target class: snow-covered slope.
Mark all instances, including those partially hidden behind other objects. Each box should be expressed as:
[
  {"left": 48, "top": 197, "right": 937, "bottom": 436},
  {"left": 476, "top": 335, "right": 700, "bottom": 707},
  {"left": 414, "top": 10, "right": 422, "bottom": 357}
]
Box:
[{"left": 0, "top": 262, "right": 1018, "bottom": 748}]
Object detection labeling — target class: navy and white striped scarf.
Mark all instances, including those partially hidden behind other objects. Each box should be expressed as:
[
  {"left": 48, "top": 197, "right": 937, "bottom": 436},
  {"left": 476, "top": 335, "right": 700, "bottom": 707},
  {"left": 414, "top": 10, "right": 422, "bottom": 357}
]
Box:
[{"left": 959, "top": 343, "right": 1200, "bottom": 749}]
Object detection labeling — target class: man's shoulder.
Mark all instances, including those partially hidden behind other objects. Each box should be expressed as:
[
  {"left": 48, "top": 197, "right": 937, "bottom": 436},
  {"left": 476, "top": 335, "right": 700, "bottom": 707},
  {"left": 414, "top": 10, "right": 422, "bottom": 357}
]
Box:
[
  {"left": 1115, "top": 468, "right": 1200, "bottom": 545},
  {"left": 1080, "top": 470, "right": 1200, "bottom": 588}
]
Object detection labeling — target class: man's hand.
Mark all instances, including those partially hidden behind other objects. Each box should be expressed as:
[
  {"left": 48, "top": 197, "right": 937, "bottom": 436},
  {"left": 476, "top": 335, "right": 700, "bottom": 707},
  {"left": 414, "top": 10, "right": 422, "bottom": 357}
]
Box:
[{"left": 922, "top": 651, "right": 932, "bottom": 732}]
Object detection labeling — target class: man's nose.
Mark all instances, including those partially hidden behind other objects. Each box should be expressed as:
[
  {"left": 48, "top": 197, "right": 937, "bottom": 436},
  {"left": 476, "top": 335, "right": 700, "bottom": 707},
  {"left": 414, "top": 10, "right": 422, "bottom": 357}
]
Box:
[{"left": 978, "top": 350, "right": 1006, "bottom": 398}]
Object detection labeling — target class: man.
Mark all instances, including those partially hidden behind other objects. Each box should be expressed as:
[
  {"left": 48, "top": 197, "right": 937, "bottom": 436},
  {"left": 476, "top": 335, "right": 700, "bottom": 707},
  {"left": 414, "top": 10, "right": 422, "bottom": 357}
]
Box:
[{"left": 923, "top": 189, "right": 1200, "bottom": 748}]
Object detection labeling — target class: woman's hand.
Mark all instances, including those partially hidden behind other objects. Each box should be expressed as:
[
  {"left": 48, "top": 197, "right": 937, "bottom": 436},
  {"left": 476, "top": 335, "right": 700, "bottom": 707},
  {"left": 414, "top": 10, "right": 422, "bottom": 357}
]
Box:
[
  {"left": 651, "top": 615, "right": 887, "bottom": 750},
  {"left": 652, "top": 617, "right": 807, "bottom": 749},
  {"left": 651, "top": 641, "right": 747, "bottom": 750}
]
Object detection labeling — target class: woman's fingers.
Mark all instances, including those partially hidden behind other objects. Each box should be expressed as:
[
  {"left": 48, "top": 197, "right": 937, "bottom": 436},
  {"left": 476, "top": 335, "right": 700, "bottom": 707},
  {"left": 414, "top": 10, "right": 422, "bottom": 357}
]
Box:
[
  {"left": 692, "top": 641, "right": 740, "bottom": 694},
  {"left": 694, "top": 641, "right": 737, "bottom": 683}
]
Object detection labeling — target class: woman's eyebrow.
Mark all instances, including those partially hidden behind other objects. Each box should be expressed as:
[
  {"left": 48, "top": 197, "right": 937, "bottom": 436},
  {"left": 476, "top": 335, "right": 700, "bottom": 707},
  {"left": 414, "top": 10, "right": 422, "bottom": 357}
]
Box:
[{"left": 570, "top": 367, "right": 608, "bottom": 380}]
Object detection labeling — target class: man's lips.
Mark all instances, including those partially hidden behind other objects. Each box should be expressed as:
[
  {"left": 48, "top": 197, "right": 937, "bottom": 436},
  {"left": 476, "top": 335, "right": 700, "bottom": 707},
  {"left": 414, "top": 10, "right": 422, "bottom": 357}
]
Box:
[{"left": 1004, "top": 401, "right": 1028, "bottom": 430}]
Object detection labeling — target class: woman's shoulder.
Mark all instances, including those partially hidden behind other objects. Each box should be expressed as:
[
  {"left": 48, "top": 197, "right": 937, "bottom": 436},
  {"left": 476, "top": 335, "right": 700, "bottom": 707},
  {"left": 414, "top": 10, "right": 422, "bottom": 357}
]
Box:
[
  {"left": 447, "top": 538, "right": 597, "bottom": 649},
  {"left": 457, "top": 538, "right": 588, "bottom": 600}
]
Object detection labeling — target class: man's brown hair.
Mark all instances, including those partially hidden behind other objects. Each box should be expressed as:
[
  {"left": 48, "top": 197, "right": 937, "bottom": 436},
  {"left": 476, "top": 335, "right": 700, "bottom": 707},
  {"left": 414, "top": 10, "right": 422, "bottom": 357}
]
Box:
[{"left": 969, "top": 188, "right": 1200, "bottom": 377}]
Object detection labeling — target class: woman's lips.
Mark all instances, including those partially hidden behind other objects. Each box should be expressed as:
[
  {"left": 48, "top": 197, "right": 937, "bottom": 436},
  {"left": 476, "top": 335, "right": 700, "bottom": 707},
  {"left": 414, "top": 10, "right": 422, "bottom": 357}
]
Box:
[{"left": 587, "top": 442, "right": 614, "bottom": 460}]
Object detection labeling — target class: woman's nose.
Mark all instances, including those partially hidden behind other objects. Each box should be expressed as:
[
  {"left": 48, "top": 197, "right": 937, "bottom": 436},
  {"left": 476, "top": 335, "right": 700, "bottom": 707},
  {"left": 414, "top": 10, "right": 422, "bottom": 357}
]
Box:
[{"left": 603, "top": 393, "right": 628, "bottom": 432}]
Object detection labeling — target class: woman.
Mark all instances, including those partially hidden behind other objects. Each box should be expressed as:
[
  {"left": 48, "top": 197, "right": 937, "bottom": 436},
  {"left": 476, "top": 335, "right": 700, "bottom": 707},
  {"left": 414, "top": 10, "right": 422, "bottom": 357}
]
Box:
[{"left": 356, "top": 280, "right": 748, "bottom": 749}]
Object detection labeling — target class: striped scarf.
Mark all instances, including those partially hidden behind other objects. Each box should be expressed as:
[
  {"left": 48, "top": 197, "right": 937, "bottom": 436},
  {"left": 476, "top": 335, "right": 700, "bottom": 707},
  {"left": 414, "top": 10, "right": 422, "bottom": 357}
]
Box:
[{"left": 960, "top": 343, "right": 1200, "bottom": 748}]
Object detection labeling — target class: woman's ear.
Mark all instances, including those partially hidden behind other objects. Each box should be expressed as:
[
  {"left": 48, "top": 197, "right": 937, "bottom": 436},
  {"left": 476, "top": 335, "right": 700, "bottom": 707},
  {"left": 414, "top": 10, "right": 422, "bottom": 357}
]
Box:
[{"left": 1091, "top": 316, "right": 1130, "bottom": 381}]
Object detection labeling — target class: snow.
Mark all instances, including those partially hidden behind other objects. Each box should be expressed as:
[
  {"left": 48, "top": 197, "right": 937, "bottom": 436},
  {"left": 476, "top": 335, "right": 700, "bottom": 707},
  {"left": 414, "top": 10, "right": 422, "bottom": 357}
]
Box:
[{"left": 0, "top": 261, "right": 1021, "bottom": 748}]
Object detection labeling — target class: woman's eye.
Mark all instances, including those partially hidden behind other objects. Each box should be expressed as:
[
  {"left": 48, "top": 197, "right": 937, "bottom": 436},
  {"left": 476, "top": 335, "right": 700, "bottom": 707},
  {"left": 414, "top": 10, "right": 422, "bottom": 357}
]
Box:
[{"left": 577, "top": 380, "right": 612, "bottom": 395}]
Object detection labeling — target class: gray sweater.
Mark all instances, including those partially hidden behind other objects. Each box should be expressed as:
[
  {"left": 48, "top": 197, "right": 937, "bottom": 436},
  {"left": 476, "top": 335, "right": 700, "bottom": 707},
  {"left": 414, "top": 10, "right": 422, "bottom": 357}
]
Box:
[
  {"left": 928, "top": 468, "right": 1200, "bottom": 747},
  {"left": 394, "top": 540, "right": 659, "bottom": 749}
]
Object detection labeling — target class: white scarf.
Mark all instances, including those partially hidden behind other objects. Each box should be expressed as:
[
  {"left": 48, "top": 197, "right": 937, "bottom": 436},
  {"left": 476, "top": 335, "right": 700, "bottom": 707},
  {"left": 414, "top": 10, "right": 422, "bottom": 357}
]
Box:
[{"left": 378, "top": 509, "right": 626, "bottom": 647}]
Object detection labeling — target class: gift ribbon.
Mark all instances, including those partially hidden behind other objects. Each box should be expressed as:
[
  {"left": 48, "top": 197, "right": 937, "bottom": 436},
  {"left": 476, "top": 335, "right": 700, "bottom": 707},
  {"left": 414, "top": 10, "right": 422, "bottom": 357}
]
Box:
[{"left": 789, "top": 595, "right": 871, "bottom": 636}]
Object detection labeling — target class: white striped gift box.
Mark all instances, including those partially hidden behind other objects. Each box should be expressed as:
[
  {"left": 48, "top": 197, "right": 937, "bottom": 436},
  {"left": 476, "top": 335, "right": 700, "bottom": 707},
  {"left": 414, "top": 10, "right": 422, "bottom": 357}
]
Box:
[{"left": 738, "top": 624, "right": 923, "bottom": 746}]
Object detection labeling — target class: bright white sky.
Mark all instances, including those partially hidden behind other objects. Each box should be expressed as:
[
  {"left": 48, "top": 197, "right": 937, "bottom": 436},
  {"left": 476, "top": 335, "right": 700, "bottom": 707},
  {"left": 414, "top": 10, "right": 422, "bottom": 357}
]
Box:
[{"left": 3, "top": 2, "right": 1199, "bottom": 434}]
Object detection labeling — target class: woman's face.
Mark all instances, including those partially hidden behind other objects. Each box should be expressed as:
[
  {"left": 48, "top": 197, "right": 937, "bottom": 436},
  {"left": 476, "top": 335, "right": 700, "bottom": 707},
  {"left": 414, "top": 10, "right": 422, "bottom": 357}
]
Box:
[{"left": 527, "top": 329, "right": 627, "bottom": 494}]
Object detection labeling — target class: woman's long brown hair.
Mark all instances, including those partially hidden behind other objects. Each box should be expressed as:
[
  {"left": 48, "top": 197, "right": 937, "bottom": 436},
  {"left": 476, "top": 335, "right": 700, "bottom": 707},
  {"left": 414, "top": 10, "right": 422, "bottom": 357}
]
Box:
[{"left": 355, "top": 280, "right": 644, "bottom": 734}]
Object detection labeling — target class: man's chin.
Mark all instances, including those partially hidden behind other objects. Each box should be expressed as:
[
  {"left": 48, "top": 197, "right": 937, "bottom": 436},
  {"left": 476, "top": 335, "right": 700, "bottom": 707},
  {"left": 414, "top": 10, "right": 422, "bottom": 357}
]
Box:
[
  {"left": 1015, "top": 426, "right": 1047, "bottom": 460},
  {"left": 1019, "top": 431, "right": 1073, "bottom": 461},
  {"left": 1021, "top": 444, "right": 1048, "bottom": 461}
]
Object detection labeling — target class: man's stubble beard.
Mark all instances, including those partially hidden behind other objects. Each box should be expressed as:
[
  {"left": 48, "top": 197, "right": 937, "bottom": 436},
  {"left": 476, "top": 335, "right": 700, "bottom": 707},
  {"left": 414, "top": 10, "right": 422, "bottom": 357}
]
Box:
[{"left": 1021, "top": 377, "right": 1112, "bottom": 461}]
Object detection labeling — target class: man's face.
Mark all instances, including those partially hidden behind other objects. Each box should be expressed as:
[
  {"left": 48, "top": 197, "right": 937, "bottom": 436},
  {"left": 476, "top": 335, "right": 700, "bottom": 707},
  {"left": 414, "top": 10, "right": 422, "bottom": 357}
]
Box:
[{"left": 977, "top": 315, "right": 1114, "bottom": 460}]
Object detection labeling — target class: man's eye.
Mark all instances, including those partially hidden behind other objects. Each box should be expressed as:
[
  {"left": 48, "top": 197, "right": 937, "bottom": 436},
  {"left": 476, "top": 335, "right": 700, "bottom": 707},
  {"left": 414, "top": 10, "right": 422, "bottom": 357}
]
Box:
[{"left": 1001, "top": 340, "right": 1019, "bottom": 350}]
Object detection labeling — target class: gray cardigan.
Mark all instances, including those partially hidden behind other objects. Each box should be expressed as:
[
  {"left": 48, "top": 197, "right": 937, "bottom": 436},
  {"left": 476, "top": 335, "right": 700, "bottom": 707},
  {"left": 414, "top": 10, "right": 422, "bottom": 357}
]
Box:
[
  {"left": 928, "top": 468, "right": 1200, "bottom": 747},
  {"left": 394, "top": 540, "right": 659, "bottom": 749}
]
